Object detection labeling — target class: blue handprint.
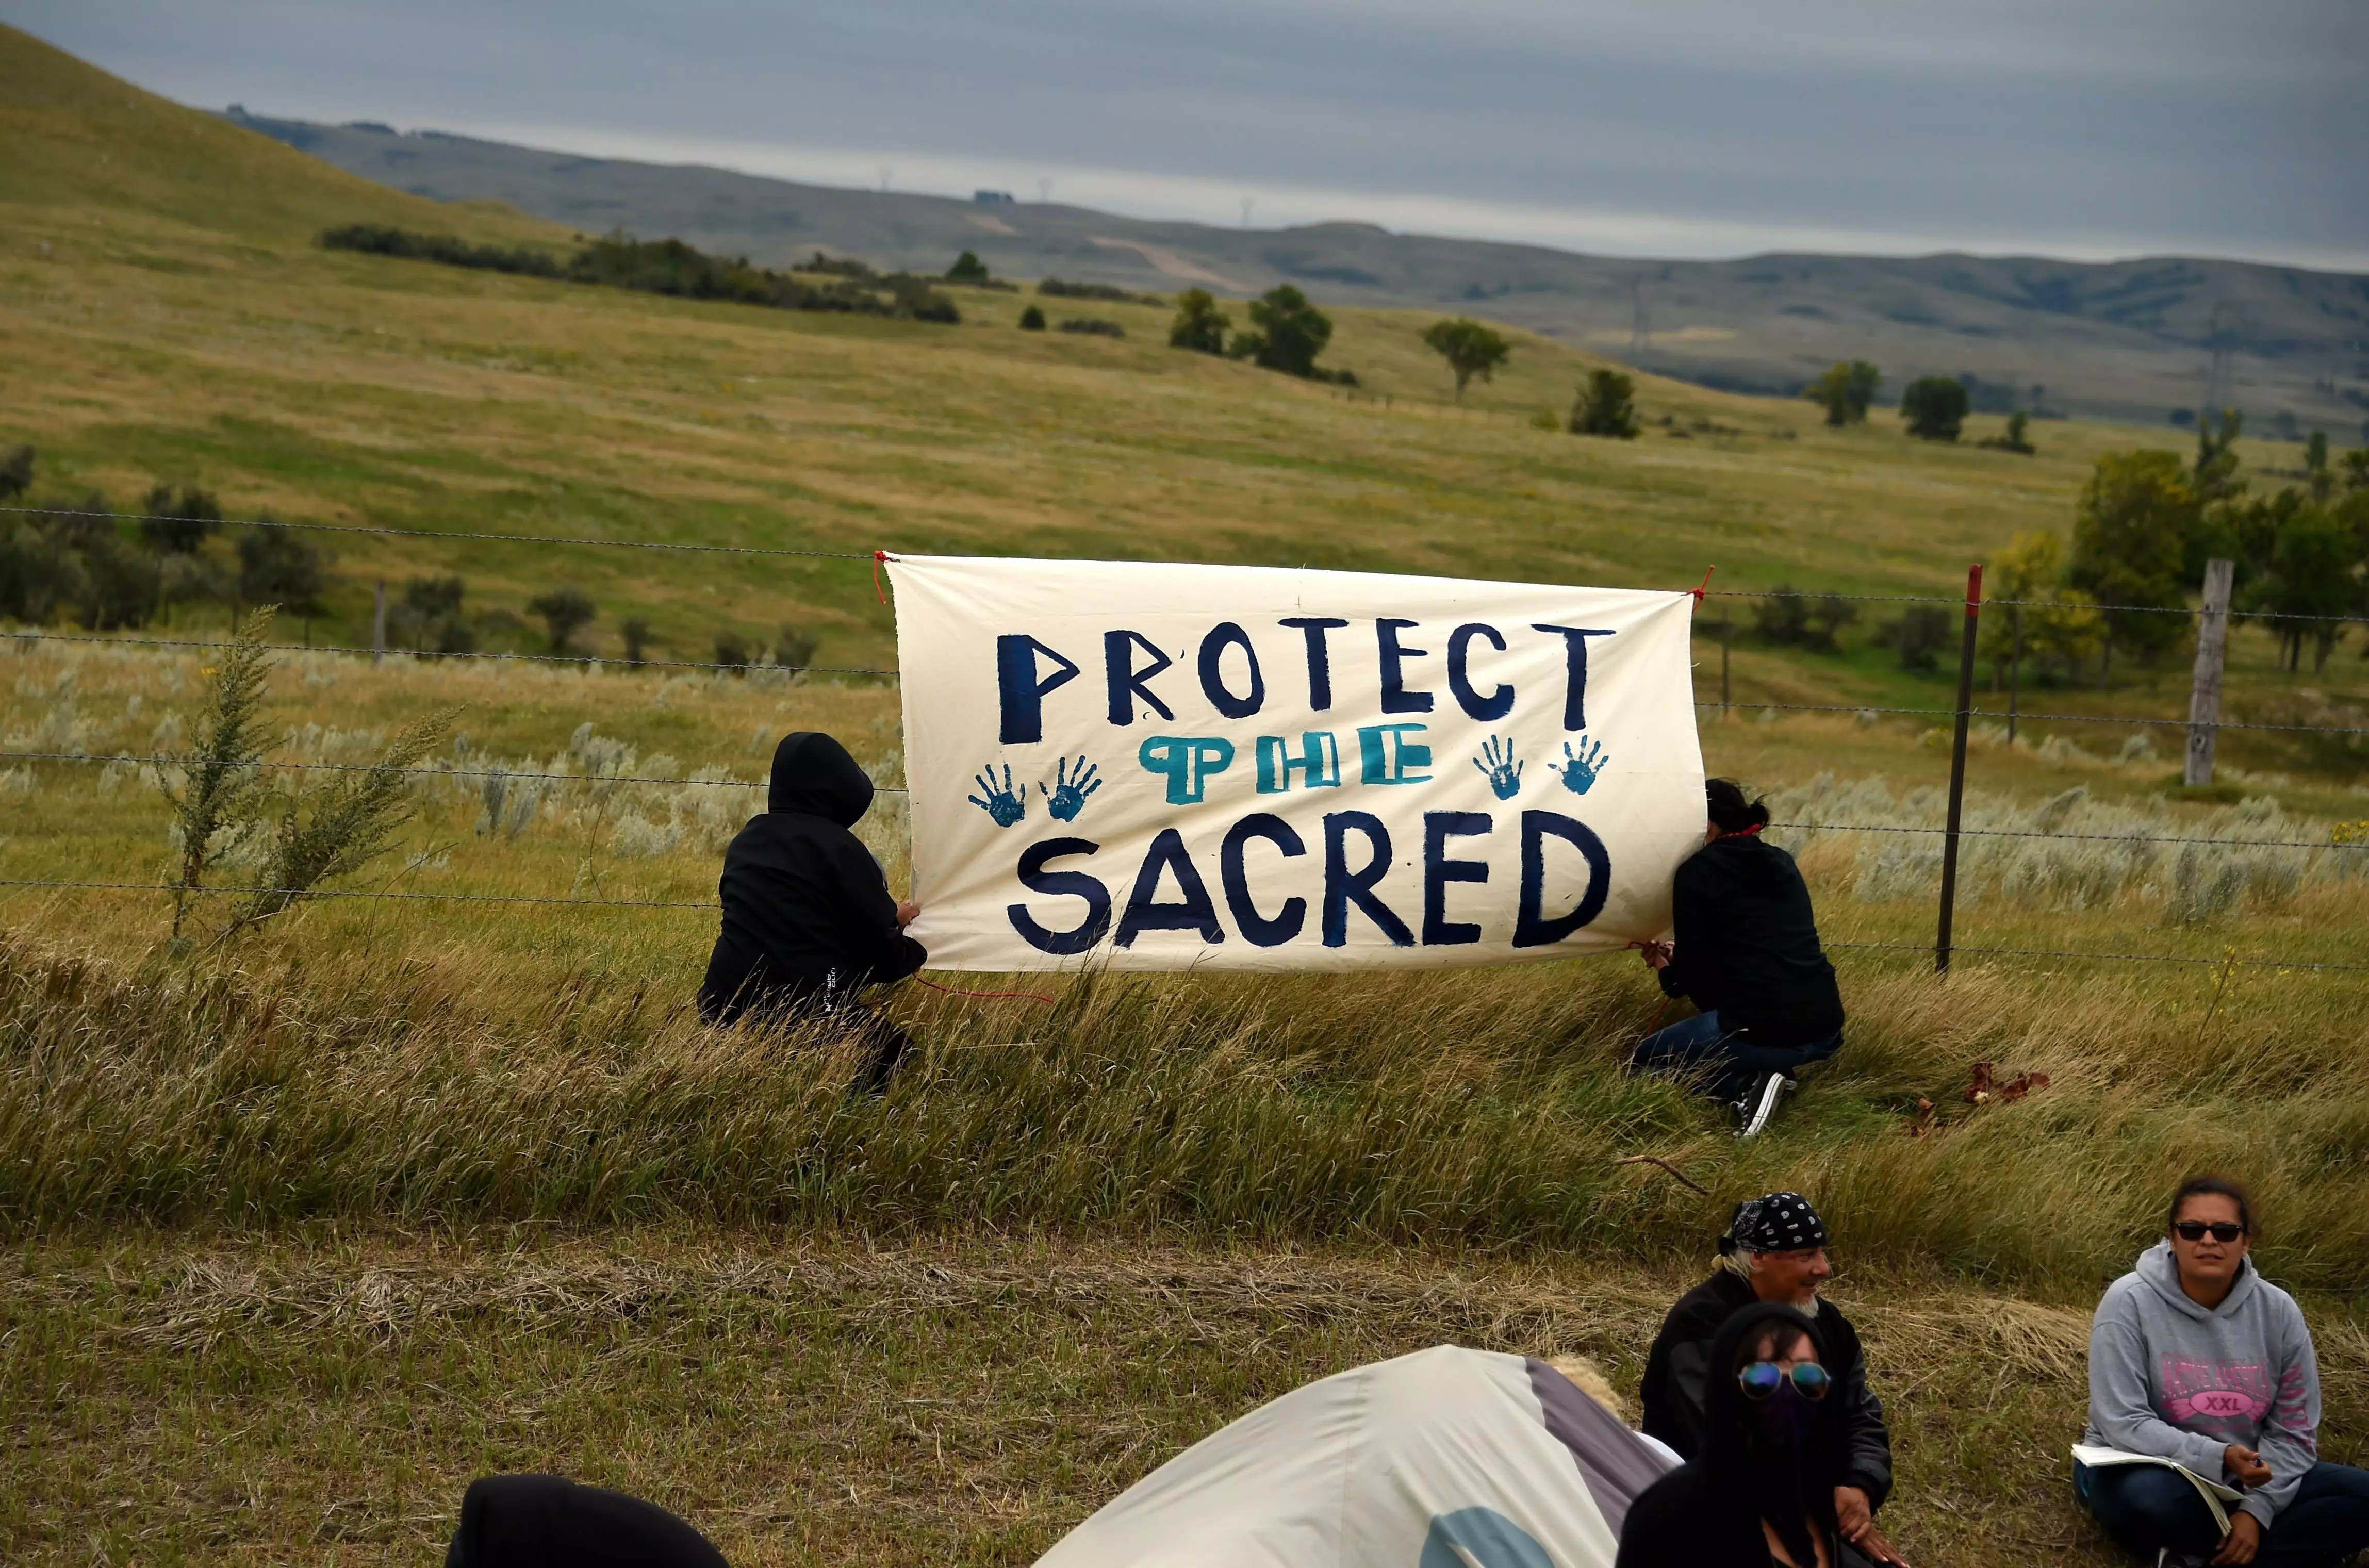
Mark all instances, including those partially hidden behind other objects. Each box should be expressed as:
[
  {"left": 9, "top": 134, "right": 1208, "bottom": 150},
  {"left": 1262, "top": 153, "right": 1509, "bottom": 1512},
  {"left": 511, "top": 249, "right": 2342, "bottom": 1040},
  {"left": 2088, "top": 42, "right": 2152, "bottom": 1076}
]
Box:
[
  {"left": 966, "top": 762, "right": 1027, "bottom": 827},
  {"left": 1472, "top": 736, "right": 1523, "bottom": 801},
  {"left": 1043, "top": 754, "right": 1103, "bottom": 822},
  {"left": 1550, "top": 736, "right": 1610, "bottom": 795}
]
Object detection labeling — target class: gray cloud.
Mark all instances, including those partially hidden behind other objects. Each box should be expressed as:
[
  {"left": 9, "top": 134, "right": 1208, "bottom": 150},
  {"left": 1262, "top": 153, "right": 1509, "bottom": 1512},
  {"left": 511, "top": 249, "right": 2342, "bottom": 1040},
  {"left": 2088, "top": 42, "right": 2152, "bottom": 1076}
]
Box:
[{"left": 12, "top": 0, "right": 2365, "bottom": 266}]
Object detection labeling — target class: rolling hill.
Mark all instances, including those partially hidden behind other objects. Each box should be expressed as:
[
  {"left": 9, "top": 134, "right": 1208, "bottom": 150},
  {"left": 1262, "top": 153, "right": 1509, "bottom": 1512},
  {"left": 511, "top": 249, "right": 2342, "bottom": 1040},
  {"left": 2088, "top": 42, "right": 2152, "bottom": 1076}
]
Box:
[{"left": 219, "top": 109, "right": 2369, "bottom": 432}]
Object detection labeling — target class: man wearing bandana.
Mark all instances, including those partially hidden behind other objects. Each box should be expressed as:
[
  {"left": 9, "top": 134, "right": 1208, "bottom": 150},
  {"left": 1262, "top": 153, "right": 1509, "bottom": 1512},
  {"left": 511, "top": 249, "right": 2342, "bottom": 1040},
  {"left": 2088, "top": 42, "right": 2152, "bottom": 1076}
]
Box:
[{"left": 1641, "top": 1192, "right": 1902, "bottom": 1563}]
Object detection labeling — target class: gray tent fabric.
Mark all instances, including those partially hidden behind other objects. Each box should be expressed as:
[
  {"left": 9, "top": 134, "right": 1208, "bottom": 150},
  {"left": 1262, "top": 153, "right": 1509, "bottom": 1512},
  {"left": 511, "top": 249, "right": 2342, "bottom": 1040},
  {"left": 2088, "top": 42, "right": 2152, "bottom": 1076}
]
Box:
[
  {"left": 1525, "top": 1358, "right": 1673, "bottom": 1539},
  {"left": 1035, "top": 1346, "right": 1677, "bottom": 1568}
]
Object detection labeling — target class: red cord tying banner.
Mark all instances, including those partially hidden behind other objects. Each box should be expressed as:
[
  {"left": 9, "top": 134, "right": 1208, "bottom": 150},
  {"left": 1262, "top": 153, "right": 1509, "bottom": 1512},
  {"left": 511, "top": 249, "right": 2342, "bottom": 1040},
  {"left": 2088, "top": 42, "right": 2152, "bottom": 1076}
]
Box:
[
  {"left": 915, "top": 976, "right": 1057, "bottom": 1005},
  {"left": 1691, "top": 565, "right": 1716, "bottom": 601},
  {"left": 873, "top": 550, "right": 890, "bottom": 606}
]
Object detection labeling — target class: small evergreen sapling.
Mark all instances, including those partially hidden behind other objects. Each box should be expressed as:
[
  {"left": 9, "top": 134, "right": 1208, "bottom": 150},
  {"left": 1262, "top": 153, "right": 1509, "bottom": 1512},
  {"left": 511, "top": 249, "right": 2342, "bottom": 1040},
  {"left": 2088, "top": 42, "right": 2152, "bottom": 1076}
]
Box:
[{"left": 160, "top": 607, "right": 274, "bottom": 935}]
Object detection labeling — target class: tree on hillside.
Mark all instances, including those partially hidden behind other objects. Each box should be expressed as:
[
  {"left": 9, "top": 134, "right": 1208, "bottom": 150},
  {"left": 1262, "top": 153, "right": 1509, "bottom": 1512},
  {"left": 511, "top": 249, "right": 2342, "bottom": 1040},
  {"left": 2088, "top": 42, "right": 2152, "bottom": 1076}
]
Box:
[
  {"left": 138, "top": 484, "right": 223, "bottom": 554},
  {"left": 235, "top": 527, "right": 328, "bottom": 616},
  {"left": 1421, "top": 318, "right": 1510, "bottom": 402},
  {"left": 2242, "top": 501, "right": 2356, "bottom": 670},
  {"left": 527, "top": 586, "right": 597, "bottom": 655},
  {"left": 1900, "top": 376, "right": 1969, "bottom": 441},
  {"left": 1568, "top": 370, "right": 1639, "bottom": 438},
  {"left": 2191, "top": 407, "right": 2246, "bottom": 505},
  {"left": 1230, "top": 286, "right": 1333, "bottom": 378},
  {"left": 1978, "top": 410, "right": 2037, "bottom": 455},
  {"left": 0, "top": 444, "right": 32, "bottom": 501},
  {"left": 945, "top": 250, "right": 991, "bottom": 285},
  {"left": 2069, "top": 450, "right": 2194, "bottom": 670},
  {"left": 1018, "top": 304, "right": 1046, "bottom": 331},
  {"left": 1804, "top": 360, "right": 1881, "bottom": 426},
  {"left": 1981, "top": 531, "right": 2102, "bottom": 684},
  {"left": 2305, "top": 430, "right": 2332, "bottom": 500},
  {"left": 1168, "top": 288, "right": 1231, "bottom": 355}
]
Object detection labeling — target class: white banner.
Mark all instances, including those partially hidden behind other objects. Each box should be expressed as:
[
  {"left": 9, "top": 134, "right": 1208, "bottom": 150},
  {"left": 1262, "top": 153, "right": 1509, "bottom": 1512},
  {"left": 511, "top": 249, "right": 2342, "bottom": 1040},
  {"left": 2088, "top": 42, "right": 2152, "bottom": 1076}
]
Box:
[{"left": 888, "top": 555, "right": 1704, "bottom": 972}]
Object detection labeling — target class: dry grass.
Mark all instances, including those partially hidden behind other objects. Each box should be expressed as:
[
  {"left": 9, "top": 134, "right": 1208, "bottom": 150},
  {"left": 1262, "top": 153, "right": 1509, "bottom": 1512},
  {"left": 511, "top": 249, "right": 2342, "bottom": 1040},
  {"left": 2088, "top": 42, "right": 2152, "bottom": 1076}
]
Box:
[
  {"left": 5, "top": 1230, "right": 2362, "bottom": 1567},
  {"left": 5, "top": 922, "right": 2367, "bottom": 1297}
]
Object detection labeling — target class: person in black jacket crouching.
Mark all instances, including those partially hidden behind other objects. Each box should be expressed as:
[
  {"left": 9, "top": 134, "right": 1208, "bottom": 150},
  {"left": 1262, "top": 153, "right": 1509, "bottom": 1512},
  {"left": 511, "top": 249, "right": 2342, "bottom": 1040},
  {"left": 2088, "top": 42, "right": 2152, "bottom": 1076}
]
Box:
[
  {"left": 1619, "top": 1302, "right": 1907, "bottom": 1568},
  {"left": 699, "top": 731, "right": 925, "bottom": 1091},
  {"left": 1633, "top": 777, "right": 1843, "bottom": 1135},
  {"left": 1638, "top": 1193, "right": 1904, "bottom": 1566}
]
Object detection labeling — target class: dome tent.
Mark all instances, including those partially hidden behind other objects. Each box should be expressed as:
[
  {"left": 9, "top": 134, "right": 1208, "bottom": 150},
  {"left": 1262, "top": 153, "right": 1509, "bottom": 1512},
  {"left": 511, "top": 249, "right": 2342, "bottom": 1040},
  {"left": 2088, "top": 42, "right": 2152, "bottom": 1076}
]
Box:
[{"left": 1035, "top": 1347, "right": 1677, "bottom": 1568}]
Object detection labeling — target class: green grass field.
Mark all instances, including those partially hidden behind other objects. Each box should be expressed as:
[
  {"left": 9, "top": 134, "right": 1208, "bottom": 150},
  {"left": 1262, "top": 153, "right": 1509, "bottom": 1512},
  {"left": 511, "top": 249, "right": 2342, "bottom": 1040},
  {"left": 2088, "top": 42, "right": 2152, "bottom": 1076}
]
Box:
[{"left": 3, "top": 23, "right": 2366, "bottom": 1568}]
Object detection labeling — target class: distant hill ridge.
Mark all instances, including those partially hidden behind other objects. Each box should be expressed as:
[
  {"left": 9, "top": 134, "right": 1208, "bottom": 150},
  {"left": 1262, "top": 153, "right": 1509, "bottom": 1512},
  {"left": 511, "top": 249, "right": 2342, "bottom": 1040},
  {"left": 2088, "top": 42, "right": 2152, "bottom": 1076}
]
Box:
[{"left": 220, "top": 108, "right": 2369, "bottom": 432}]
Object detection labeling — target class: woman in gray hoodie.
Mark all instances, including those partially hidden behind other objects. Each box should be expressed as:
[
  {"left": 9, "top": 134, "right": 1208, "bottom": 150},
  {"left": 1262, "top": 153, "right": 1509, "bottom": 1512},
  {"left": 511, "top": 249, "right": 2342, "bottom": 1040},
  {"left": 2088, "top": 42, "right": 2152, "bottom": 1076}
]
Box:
[{"left": 2079, "top": 1177, "right": 2369, "bottom": 1567}]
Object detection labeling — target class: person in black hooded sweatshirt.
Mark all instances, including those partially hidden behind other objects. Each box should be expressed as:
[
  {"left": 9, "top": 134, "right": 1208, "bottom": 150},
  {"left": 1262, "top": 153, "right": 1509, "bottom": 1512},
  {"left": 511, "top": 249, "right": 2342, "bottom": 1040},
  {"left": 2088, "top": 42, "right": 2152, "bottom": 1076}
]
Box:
[
  {"left": 1618, "top": 1302, "right": 1904, "bottom": 1568},
  {"left": 699, "top": 732, "right": 926, "bottom": 1090},
  {"left": 1632, "top": 777, "right": 1844, "bottom": 1136}
]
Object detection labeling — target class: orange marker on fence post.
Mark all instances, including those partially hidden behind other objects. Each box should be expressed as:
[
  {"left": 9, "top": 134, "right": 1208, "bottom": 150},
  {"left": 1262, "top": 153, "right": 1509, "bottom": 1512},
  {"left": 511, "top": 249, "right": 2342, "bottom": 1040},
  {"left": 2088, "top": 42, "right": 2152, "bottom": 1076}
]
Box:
[{"left": 1935, "top": 563, "right": 1983, "bottom": 974}]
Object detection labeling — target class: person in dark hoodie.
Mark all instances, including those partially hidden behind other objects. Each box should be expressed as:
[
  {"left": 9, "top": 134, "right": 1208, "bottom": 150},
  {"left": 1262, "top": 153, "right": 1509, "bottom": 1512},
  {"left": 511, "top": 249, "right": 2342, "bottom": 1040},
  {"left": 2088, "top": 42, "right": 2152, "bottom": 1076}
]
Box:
[
  {"left": 1619, "top": 1301, "right": 1905, "bottom": 1568},
  {"left": 699, "top": 732, "right": 926, "bottom": 1090},
  {"left": 1639, "top": 1193, "right": 1902, "bottom": 1565},
  {"left": 2077, "top": 1176, "right": 2369, "bottom": 1568},
  {"left": 1632, "top": 777, "right": 1844, "bottom": 1136}
]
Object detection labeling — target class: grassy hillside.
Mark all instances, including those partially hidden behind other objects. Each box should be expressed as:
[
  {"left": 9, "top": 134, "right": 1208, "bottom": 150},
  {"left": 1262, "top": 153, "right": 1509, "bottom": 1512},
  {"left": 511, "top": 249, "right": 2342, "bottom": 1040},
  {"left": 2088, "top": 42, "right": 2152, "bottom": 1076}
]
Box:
[
  {"left": 215, "top": 109, "right": 2369, "bottom": 428},
  {"left": 3, "top": 28, "right": 2367, "bottom": 1568},
  {"left": 6, "top": 27, "right": 2354, "bottom": 734}
]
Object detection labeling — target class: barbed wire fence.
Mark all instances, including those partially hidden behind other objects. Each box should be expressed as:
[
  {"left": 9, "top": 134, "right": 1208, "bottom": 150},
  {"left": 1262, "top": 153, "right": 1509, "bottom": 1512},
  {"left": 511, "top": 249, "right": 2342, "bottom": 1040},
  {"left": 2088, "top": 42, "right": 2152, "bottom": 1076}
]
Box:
[{"left": 4, "top": 506, "right": 2365, "bottom": 978}]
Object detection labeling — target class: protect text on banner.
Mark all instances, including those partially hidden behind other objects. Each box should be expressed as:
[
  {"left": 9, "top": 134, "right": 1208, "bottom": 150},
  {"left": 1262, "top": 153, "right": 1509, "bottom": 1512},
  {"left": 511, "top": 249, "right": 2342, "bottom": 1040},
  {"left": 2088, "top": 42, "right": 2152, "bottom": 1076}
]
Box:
[{"left": 887, "top": 555, "right": 1705, "bottom": 972}]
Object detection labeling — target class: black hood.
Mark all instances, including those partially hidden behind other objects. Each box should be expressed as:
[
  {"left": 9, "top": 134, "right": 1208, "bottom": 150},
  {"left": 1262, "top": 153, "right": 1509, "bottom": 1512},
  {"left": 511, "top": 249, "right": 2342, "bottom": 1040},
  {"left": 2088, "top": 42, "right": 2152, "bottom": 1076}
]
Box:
[
  {"left": 766, "top": 732, "right": 875, "bottom": 825},
  {"left": 1701, "top": 1300, "right": 1843, "bottom": 1561}
]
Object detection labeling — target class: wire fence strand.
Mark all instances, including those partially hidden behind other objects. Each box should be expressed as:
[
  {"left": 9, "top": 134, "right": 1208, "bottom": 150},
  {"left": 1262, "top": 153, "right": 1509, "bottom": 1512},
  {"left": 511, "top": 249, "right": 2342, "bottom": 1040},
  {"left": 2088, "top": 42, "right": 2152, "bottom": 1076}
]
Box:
[
  {"left": 1824, "top": 938, "right": 2369, "bottom": 974},
  {"left": 0, "top": 505, "right": 877, "bottom": 561},
  {"left": 0, "top": 878, "right": 717, "bottom": 910},
  {"left": 8, "top": 752, "right": 2354, "bottom": 843},
  {"left": 4, "top": 877, "right": 2365, "bottom": 971},
  {"left": 1692, "top": 699, "right": 2364, "bottom": 735},
  {"left": 1699, "top": 587, "right": 2361, "bottom": 624},
  {"left": 7, "top": 504, "right": 2358, "bottom": 621},
  {"left": 0, "top": 749, "right": 909, "bottom": 792},
  {"left": 5, "top": 630, "right": 898, "bottom": 677}
]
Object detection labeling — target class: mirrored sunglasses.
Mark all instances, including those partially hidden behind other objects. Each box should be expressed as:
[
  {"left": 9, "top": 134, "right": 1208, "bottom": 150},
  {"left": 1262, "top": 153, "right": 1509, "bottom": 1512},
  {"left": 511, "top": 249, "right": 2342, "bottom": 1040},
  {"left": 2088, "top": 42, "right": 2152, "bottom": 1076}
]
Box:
[{"left": 1737, "top": 1360, "right": 1831, "bottom": 1401}]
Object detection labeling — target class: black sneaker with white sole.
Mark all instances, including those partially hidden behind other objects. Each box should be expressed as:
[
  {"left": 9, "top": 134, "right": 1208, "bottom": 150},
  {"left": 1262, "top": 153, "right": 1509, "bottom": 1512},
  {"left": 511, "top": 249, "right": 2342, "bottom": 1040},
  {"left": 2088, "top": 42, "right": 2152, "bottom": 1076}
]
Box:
[{"left": 1735, "top": 1072, "right": 1793, "bottom": 1138}]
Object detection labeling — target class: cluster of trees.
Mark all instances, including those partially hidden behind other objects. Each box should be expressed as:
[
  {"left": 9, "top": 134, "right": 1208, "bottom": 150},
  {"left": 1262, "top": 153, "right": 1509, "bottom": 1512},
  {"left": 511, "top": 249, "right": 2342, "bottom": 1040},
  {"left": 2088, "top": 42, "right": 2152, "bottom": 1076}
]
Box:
[
  {"left": 320, "top": 226, "right": 962, "bottom": 323},
  {"left": 1040, "top": 277, "right": 1163, "bottom": 305},
  {"left": 1799, "top": 360, "right": 2034, "bottom": 450},
  {"left": 942, "top": 252, "right": 1017, "bottom": 291},
  {"left": 0, "top": 450, "right": 328, "bottom": 631},
  {"left": 1167, "top": 287, "right": 1357, "bottom": 383},
  {"left": 1989, "top": 420, "right": 2369, "bottom": 684},
  {"left": 1804, "top": 361, "right": 1881, "bottom": 427}
]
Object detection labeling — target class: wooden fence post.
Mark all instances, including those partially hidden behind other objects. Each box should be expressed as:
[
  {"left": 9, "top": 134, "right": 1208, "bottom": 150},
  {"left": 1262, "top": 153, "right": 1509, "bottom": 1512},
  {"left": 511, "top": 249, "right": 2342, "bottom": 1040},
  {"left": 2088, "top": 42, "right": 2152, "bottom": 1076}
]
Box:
[
  {"left": 372, "top": 579, "right": 386, "bottom": 667},
  {"left": 2185, "top": 558, "right": 2234, "bottom": 787},
  {"left": 1936, "top": 563, "right": 1983, "bottom": 975}
]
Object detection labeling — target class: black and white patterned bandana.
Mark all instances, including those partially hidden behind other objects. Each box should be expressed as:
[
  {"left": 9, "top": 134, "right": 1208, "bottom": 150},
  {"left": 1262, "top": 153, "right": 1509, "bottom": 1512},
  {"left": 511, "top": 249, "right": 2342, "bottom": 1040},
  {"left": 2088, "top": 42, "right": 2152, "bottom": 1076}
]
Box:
[{"left": 1719, "top": 1191, "right": 1828, "bottom": 1256}]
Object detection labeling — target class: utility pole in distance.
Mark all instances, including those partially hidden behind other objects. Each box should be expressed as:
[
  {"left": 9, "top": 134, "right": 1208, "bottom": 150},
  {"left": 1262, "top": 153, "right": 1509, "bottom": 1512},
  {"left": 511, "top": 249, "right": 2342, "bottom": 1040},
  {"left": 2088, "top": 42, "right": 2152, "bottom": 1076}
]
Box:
[{"left": 2185, "top": 558, "right": 2234, "bottom": 786}]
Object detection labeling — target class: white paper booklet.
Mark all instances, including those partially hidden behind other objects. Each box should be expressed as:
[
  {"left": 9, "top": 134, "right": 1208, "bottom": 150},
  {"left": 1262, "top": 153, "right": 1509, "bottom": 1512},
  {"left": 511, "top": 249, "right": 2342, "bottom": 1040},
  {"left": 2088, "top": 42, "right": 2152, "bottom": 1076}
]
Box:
[{"left": 2073, "top": 1444, "right": 2245, "bottom": 1534}]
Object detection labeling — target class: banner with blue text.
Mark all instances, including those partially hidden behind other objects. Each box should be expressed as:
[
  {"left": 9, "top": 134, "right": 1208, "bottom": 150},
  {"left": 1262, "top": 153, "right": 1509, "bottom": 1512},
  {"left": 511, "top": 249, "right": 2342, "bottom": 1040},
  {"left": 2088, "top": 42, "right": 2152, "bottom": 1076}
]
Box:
[{"left": 888, "top": 555, "right": 1704, "bottom": 972}]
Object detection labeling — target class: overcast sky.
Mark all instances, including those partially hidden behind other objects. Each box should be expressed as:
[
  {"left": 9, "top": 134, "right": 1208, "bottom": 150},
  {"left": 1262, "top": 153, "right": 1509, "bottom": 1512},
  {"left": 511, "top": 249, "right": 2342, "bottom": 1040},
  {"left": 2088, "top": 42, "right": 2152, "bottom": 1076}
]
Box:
[{"left": 14, "top": 0, "right": 2367, "bottom": 269}]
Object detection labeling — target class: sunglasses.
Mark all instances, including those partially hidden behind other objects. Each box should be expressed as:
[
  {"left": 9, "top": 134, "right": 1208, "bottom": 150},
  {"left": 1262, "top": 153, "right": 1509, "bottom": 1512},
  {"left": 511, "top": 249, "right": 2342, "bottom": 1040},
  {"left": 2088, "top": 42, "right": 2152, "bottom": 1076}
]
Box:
[
  {"left": 2174, "top": 1221, "right": 2246, "bottom": 1243},
  {"left": 1737, "top": 1361, "right": 1832, "bottom": 1402}
]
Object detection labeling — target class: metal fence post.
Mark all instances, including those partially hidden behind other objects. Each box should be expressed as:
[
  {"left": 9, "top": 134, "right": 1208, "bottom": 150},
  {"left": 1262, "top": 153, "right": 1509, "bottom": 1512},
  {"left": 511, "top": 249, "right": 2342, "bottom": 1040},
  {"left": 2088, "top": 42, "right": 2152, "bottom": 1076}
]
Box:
[
  {"left": 1935, "top": 563, "right": 1983, "bottom": 974},
  {"left": 372, "top": 579, "right": 386, "bottom": 667},
  {"left": 1719, "top": 617, "right": 1732, "bottom": 716},
  {"left": 2005, "top": 602, "right": 2022, "bottom": 745},
  {"left": 2185, "top": 558, "right": 2234, "bottom": 787}
]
